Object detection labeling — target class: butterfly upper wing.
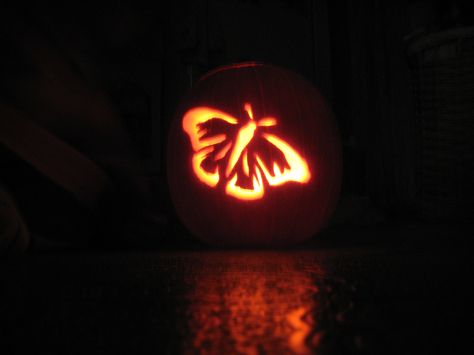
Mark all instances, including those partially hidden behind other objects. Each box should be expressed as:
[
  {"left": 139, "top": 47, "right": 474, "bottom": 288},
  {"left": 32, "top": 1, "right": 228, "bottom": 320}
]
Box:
[
  {"left": 182, "top": 107, "right": 238, "bottom": 187},
  {"left": 182, "top": 107, "right": 238, "bottom": 151}
]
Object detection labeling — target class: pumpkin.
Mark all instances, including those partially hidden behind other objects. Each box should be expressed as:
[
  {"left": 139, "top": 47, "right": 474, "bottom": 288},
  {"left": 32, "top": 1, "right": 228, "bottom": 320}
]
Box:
[{"left": 167, "top": 62, "right": 342, "bottom": 247}]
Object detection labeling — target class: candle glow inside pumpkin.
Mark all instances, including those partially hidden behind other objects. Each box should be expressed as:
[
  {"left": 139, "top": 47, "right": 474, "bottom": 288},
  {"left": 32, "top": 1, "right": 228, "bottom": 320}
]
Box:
[{"left": 182, "top": 103, "right": 311, "bottom": 201}]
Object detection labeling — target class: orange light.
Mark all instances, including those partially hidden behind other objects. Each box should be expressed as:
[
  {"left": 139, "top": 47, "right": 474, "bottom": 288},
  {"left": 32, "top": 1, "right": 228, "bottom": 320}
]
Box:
[
  {"left": 214, "top": 142, "right": 232, "bottom": 161},
  {"left": 182, "top": 103, "right": 311, "bottom": 200},
  {"left": 242, "top": 150, "right": 250, "bottom": 176},
  {"left": 225, "top": 167, "right": 264, "bottom": 200},
  {"left": 225, "top": 121, "right": 256, "bottom": 177},
  {"left": 287, "top": 307, "right": 313, "bottom": 354},
  {"left": 244, "top": 102, "right": 254, "bottom": 120},
  {"left": 257, "top": 117, "right": 277, "bottom": 127},
  {"left": 192, "top": 146, "right": 219, "bottom": 187},
  {"left": 182, "top": 107, "right": 238, "bottom": 151},
  {"left": 184, "top": 253, "right": 322, "bottom": 354},
  {"left": 255, "top": 133, "right": 311, "bottom": 186}
]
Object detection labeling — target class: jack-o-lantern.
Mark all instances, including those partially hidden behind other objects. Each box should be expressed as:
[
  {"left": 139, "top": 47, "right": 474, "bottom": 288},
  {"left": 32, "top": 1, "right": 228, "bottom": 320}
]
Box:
[{"left": 167, "top": 62, "right": 341, "bottom": 247}]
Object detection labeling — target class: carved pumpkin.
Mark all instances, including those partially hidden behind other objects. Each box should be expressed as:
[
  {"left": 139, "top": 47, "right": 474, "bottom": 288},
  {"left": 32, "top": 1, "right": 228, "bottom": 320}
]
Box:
[{"left": 167, "top": 62, "right": 341, "bottom": 247}]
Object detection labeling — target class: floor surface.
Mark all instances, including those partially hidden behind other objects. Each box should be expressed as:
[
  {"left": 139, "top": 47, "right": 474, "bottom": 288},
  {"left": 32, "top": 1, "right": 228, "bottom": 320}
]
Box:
[{"left": 1, "top": 225, "right": 472, "bottom": 354}]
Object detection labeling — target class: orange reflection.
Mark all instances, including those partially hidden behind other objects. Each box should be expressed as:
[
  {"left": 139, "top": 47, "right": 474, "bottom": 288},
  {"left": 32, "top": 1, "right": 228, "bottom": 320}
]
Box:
[
  {"left": 182, "top": 103, "right": 311, "bottom": 200},
  {"left": 183, "top": 253, "right": 322, "bottom": 354},
  {"left": 287, "top": 307, "right": 314, "bottom": 354}
]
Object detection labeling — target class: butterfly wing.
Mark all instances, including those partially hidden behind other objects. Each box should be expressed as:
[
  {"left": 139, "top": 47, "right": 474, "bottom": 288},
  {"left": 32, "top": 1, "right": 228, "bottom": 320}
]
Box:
[
  {"left": 182, "top": 107, "right": 238, "bottom": 187},
  {"left": 253, "top": 133, "right": 311, "bottom": 187},
  {"left": 224, "top": 132, "right": 311, "bottom": 200}
]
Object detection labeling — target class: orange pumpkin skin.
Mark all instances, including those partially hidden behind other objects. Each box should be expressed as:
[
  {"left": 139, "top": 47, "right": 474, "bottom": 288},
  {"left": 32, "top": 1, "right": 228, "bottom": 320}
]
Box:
[{"left": 167, "top": 62, "right": 342, "bottom": 247}]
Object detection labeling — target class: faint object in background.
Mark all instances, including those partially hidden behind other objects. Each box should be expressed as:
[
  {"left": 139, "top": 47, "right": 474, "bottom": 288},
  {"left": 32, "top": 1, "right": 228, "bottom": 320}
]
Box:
[
  {"left": 407, "top": 27, "right": 474, "bottom": 221},
  {"left": 114, "top": 83, "right": 153, "bottom": 162},
  {"left": 0, "top": 184, "right": 29, "bottom": 255},
  {"left": 0, "top": 7, "right": 163, "bottom": 249}
]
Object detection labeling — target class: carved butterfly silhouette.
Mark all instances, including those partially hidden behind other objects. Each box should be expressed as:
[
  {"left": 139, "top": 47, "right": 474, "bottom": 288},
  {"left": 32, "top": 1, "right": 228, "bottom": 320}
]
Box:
[{"left": 182, "top": 103, "right": 311, "bottom": 200}]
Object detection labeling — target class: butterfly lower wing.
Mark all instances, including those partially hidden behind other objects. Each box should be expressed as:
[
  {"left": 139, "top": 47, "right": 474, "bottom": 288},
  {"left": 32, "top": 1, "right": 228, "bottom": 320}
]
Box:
[{"left": 254, "top": 133, "right": 311, "bottom": 186}]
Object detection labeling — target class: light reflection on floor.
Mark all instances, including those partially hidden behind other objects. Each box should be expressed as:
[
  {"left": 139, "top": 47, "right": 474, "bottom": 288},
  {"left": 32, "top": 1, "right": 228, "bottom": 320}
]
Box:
[{"left": 181, "top": 252, "right": 328, "bottom": 354}]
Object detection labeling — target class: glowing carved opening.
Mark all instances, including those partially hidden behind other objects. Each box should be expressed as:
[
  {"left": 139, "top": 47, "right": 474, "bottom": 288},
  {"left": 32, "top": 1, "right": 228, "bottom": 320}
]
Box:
[
  {"left": 192, "top": 146, "right": 219, "bottom": 187},
  {"left": 214, "top": 142, "right": 232, "bottom": 161},
  {"left": 257, "top": 117, "right": 277, "bottom": 127},
  {"left": 183, "top": 107, "right": 238, "bottom": 151},
  {"left": 242, "top": 150, "right": 250, "bottom": 176},
  {"left": 182, "top": 103, "right": 311, "bottom": 200},
  {"left": 225, "top": 120, "right": 256, "bottom": 177},
  {"left": 255, "top": 134, "right": 311, "bottom": 186},
  {"left": 226, "top": 167, "right": 264, "bottom": 200}
]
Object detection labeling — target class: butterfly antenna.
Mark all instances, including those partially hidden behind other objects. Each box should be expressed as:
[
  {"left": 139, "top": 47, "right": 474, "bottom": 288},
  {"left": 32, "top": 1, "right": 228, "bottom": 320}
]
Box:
[{"left": 244, "top": 103, "right": 254, "bottom": 120}]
